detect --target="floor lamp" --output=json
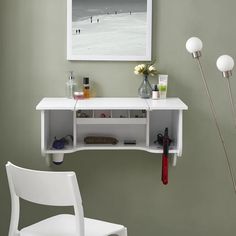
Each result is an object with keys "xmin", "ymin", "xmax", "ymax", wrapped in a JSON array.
[
  {"xmin": 216, "ymin": 55, "xmax": 236, "ymax": 128},
  {"xmin": 186, "ymin": 37, "xmax": 236, "ymax": 194}
]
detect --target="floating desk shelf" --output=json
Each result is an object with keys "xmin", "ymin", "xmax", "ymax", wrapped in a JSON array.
[{"xmin": 36, "ymin": 97, "xmax": 188, "ymax": 165}]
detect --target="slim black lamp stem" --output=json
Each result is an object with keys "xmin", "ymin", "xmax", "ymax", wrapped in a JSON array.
[{"xmin": 196, "ymin": 58, "xmax": 236, "ymax": 195}]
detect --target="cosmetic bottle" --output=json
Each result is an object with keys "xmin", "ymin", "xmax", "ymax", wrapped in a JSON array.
[
  {"xmin": 152, "ymin": 84, "xmax": 159, "ymax": 100},
  {"xmin": 83, "ymin": 77, "xmax": 90, "ymax": 98},
  {"xmin": 158, "ymin": 74, "xmax": 168, "ymax": 99},
  {"xmin": 66, "ymin": 71, "xmax": 77, "ymax": 99}
]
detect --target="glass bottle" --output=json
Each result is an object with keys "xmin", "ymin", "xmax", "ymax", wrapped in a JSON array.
[
  {"xmin": 66, "ymin": 71, "xmax": 77, "ymax": 99},
  {"xmin": 138, "ymin": 75, "xmax": 152, "ymax": 99},
  {"xmin": 83, "ymin": 77, "xmax": 90, "ymax": 99},
  {"xmin": 152, "ymin": 84, "xmax": 159, "ymax": 100}
]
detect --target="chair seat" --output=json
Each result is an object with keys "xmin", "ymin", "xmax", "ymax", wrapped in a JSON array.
[{"xmin": 20, "ymin": 214, "xmax": 126, "ymax": 236}]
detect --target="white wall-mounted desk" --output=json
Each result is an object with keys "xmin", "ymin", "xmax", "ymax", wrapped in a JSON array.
[{"xmin": 36, "ymin": 97, "xmax": 188, "ymax": 165}]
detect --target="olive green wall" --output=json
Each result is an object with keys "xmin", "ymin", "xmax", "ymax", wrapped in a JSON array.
[{"xmin": 1, "ymin": 0, "xmax": 236, "ymax": 235}]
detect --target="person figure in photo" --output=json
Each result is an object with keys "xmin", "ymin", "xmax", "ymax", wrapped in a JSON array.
[
  {"xmin": 90, "ymin": 16, "xmax": 93, "ymax": 23},
  {"xmin": 78, "ymin": 29, "xmax": 80, "ymax": 34},
  {"xmin": 97, "ymin": 18, "xmax": 100, "ymax": 23}
]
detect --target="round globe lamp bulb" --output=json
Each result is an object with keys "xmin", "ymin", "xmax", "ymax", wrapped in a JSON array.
[
  {"xmin": 216, "ymin": 55, "xmax": 234, "ymax": 72},
  {"xmin": 186, "ymin": 37, "xmax": 203, "ymax": 53}
]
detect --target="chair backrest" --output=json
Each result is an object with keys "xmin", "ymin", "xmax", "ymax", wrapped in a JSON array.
[
  {"xmin": 6, "ymin": 162, "xmax": 82, "ymax": 206},
  {"xmin": 6, "ymin": 162, "xmax": 84, "ymax": 236}
]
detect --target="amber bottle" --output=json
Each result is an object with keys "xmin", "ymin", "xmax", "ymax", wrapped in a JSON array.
[{"xmin": 83, "ymin": 77, "xmax": 90, "ymax": 98}]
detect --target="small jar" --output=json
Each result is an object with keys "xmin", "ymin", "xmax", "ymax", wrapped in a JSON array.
[{"xmin": 73, "ymin": 91, "xmax": 84, "ymax": 100}]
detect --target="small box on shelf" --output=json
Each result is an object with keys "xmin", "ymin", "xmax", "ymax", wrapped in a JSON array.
[
  {"xmin": 130, "ymin": 110, "xmax": 147, "ymax": 118},
  {"xmin": 94, "ymin": 110, "xmax": 111, "ymax": 118},
  {"xmin": 76, "ymin": 110, "xmax": 93, "ymax": 118},
  {"xmin": 112, "ymin": 110, "xmax": 129, "ymax": 118}
]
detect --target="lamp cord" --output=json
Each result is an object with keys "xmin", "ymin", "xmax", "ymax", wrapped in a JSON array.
[
  {"xmin": 197, "ymin": 58, "xmax": 236, "ymax": 195},
  {"xmin": 226, "ymin": 78, "xmax": 236, "ymax": 129}
]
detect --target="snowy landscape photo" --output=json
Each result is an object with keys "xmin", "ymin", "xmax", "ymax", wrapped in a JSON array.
[{"xmin": 67, "ymin": 0, "xmax": 152, "ymax": 60}]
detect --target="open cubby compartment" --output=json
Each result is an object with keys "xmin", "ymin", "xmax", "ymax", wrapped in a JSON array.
[
  {"xmin": 76, "ymin": 123, "xmax": 147, "ymax": 147},
  {"xmin": 94, "ymin": 110, "xmax": 111, "ymax": 118},
  {"xmin": 112, "ymin": 110, "xmax": 129, "ymax": 118},
  {"xmin": 149, "ymin": 110, "xmax": 181, "ymax": 152},
  {"xmin": 76, "ymin": 110, "xmax": 93, "ymax": 118},
  {"xmin": 43, "ymin": 110, "xmax": 74, "ymax": 151},
  {"xmin": 130, "ymin": 110, "xmax": 147, "ymax": 118}
]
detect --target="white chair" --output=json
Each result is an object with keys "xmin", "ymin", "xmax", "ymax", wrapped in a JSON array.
[{"xmin": 6, "ymin": 162, "xmax": 127, "ymax": 236}]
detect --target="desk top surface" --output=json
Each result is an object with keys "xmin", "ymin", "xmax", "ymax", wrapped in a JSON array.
[{"xmin": 36, "ymin": 97, "xmax": 188, "ymax": 110}]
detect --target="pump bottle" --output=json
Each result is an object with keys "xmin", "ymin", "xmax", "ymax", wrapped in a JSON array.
[{"xmin": 66, "ymin": 71, "xmax": 77, "ymax": 99}]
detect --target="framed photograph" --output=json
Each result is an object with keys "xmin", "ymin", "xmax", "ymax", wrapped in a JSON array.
[{"xmin": 67, "ymin": 0, "xmax": 152, "ymax": 61}]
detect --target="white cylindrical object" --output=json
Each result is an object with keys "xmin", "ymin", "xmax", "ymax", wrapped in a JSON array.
[
  {"xmin": 186, "ymin": 37, "xmax": 203, "ymax": 53},
  {"xmin": 216, "ymin": 55, "xmax": 234, "ymax": 72},
  {"xmin": 52, "ymin": 153, "xmax": 64, "ymax": 165},
  {"xmin": 152, "ymin": 91, "xmax": 159, "ymax": 100}
]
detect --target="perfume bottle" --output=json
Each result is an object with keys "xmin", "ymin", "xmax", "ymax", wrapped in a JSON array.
[
  {"xmin": 83, "ymin": 77, "xmax": 90, "ymax": 98},
  {"xmin": 66, "ymin": 71, "xmax": 77, "ymax": 99}
]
